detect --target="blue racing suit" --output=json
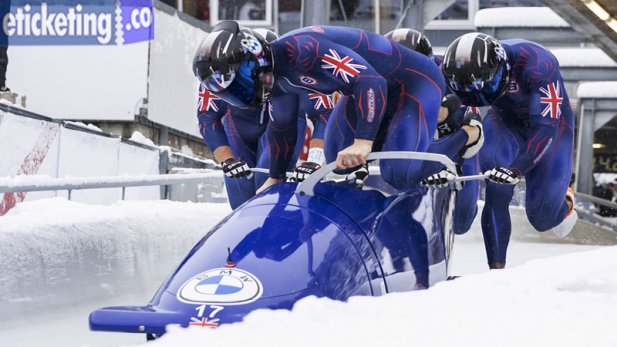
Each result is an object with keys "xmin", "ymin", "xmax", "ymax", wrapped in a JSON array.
[
  {"xmin": 197, "ymin": 85, "xmax": 331, "ymax": 209},
  {"xmin": 475, "ymin": 40, "xmax": 575, "ymax": 265}
]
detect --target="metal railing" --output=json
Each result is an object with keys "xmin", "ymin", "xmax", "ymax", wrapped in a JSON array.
[
  {"xmin": 0, "ymin": 171, "xmax": 224, "ymax": 200},
  {"xmin": 573, "ymin": 192, "xmax": 617, "ymax": 232}
]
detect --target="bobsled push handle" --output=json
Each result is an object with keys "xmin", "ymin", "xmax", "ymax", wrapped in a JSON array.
[
  {"xmin": 295, "ymin": 151, "xmax": 457, "ymax": 197},
  {"xmin": 251, "ymin": 167, "xmax": 295, "ymax": 178}
]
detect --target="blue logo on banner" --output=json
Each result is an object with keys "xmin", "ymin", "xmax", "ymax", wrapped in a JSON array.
[{"xmin": 0, "ymin": 0, "xmax": 154, "ymax": 46}]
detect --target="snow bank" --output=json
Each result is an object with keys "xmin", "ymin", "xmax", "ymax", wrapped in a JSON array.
[
  {"xmin": 474, "ymin": 7, "xmax": 569, "ymax": 27},
  {"xmin": 0, "ymin": 198, "xmax": 231, "ymax": 321},
  {"xmin": 577, "ymin": 82, "xmax": 617, "ymax": 98},
  {"xmin": 551, "ymin": 47, "xmax": 617, "ymax": 68},
  {"xmin": 146, "ymin": 246, "xmax": 617, "ymax": 347}
]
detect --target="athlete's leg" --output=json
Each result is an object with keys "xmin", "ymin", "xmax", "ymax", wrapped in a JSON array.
[
  {"xmin": 223, "ymin": 116, "xmax": 265, "ymax": 209},
  {"xmin": 453, "ymin": 155, "xmax": 480, "ymax": 235},
  {"xmin": 258, "ymin": 114, "xmax": 308, "ymax": 185},
  {"xmin": 524, "ymin": 124, "xmax": 574, "ymax": 231},
  {"xmin": 478, "ymin": 110, "xmax": 519, "ymax": 267},
  {"xmin": 380, "ymin": 77, "xmax": 443, "ymax": 190},
  {"xmin": 420, "ymin": 130, "xmax": 469, "ymax": 178}
]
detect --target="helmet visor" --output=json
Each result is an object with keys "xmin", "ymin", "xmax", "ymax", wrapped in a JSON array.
[
  {"xmin": 449, "ymin": 63, "xmax": 505, "ymax": 94},
  {"xmin": 199, "ymin": 54, "xmax": 262, "ymax": 107}
]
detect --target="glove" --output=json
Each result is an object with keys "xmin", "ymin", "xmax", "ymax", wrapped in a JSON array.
[
  {"xmin": 435, "ymin": 94, "xmax": 462, "ymax": 139},
  {"xmin": 459, "ymin": 112, "xmax": 484, "ymax": 159},
  {"xmin": 421, "ymin": 165, "xmax": 463, "ymax": 191},
  {"xmin": 485, "ymin": 167, "xmax": 522, "ymax": 185},
  {"xmin": 222, "ymin": 158, "xmax": 253, "ymax": 178},
  {"xmin": 293, "ymin": 161, "xmax": 321, "ymax": 182},
  {"xmin": 345, "ymin": 164, "xmax": 369, "ymax": 189}
]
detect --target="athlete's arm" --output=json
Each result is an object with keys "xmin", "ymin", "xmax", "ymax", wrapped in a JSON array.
[
  {"xmin": 317, "ymin": 43, "xmax": 387, "ymax": 168},
  {"xmin": 197, "ymin": 87, "xmax": 230, "ymax": 162}
]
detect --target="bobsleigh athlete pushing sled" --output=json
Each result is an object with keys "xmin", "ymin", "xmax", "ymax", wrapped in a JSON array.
[{"xmin": 89, "ymin": 151, "xmax": 473, "ymax": 339}]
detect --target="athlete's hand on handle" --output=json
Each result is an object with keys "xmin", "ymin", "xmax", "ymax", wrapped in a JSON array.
[
  {"xmin": 421, "ymin": 165, "xmax": 464, "ymax": 191},
  {"xmin": 336, "ymin": 139, "xmax": 373, "ymax": 170},
  {"xmin": 485, "ymin": 167, "xmax": 522, "ymax": 185},
  {"xmin": 222, "ymin": 158, "xmax": 253, "ymax": 178},
  {"xmin": 292, "ymin": 161, "xmax": 322, "ymax": 182}
]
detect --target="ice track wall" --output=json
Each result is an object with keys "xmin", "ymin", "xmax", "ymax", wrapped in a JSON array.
[
  {"xmin": 0, "ymin": 200, "xmax": 224, "ymax": 322},
  {"xmin": 0, "ymin": 107, "xmax": 160, "ymax": 213}
]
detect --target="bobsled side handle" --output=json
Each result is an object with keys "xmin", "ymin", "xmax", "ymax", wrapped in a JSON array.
[
  {"xmin": 295, "ymin": 151, "xmax": 456, "ymax": 196},
  {"xmin": 453, "ymin": 174, "xmax": 489, "ymax": 183},
  {"xmin": 250, "ymin": 167, "xmax": 295, "ymax": 178}
]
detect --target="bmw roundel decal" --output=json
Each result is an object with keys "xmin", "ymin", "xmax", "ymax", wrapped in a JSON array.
[
  {"xmin": 177, "ymin": 268, "xmax": 263, "ymax": 305},
  {"xmin": 299, "ymin": 75, "xmax": 318, "ymax": 85}
]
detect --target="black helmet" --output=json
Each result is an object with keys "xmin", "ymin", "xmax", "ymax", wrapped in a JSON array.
[
  {"xmin": 441, "ymin": 32, "xmax": 510, "ymax": 106},
  {"xmin": 253, "ymin": 28, "xmax": 279, "ymax": 43},
  {"xmin": 193, "ymin": 21, "xmax": 274, "ymax": 108},
  {"xmin": 385, "ymin": 28, "xmax": 433, "ymax": 60}
]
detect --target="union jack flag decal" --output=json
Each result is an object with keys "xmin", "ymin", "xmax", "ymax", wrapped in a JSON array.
[
  {"xmin": 321, "ymin": 49, "xmax": 367, "ymax": 83},
  {"xmin": 198, "ymin": 86, "xmax": 221, "ymax": 112},
  {"xmin": 539, "ymin": 82, "xmax": 563, "ymax": 120},
  {"xmin": 189, "ymin": 316, "xmax": 220, "ymax": 327},
  {"xmin": 308, "ymin": 93, "xmax": 333, "ymax": 110}
]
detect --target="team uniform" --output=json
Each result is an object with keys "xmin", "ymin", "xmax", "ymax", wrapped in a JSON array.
[
  {"xmin": 272, "ymin": 26, "xmax": 445, "ymax": 189},
  {"xmin": 442, "ymin": 34, "xmax": 575, "ymax": 267},
  {"xmin": 197, "ymin": 84, "xmax": 331, "ymax": 209},
  {"xmin": 479, "ymin": 39, "xmax": 574, "ymax": 264}
]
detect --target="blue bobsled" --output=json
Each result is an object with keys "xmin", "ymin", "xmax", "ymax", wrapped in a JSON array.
[{"xmin": 89, "ymin": 152, "xmax": 457, "ymax": 338}]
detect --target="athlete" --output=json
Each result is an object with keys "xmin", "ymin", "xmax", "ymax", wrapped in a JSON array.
[
  {"xmin": 384, "ymin": 28, "xmax": 483, "ymax": 235},
  {"xmin": 196, "ymin": 28, "xmax": 332, "ymax": 209},
  {"xmin": 439, "ymin": 33, "xmax": 577, "ymax": 269},
  {"xmin": 193, "ymin": 22, "xmax": 452, "ymax": 192}
]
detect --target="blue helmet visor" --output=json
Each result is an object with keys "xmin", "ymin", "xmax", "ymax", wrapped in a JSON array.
[
  {"xmin": 200, "ymin": 55, "xmax": 261, "ymax": 107},
  {"xmin": 450, "ymin": 64, "xmax": 506, "ymax": 106}
]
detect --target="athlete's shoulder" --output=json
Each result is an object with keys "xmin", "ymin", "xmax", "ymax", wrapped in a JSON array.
[
  {"xmin": 503, "ymin": 39, "xmax": 560, "ymax": 87},
  {"xmin": 275, "ymin": 27, "xmax": 333, "ymax": 72}
]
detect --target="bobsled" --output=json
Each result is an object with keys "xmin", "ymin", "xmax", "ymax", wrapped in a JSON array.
[{"xmin": 89, "ymin": 152, "xmax": 458, "ymax": 339}]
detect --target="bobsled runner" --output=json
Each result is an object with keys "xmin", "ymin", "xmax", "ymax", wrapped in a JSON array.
[{"xmin": 90, "ymin": 152, "xmax": 458, "ymax": 339}]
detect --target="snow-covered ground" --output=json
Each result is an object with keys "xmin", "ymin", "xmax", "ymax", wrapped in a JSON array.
[{"xmin": 0, "ymin": 198, "xmax": 614, "ymax": 347}]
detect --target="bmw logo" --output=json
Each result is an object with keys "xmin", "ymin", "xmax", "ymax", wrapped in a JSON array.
[
  {"xmin": 299, "ymin": 75, "xmax": 317, "ymax": 85},
  {"xmin": 177, "ymin": 268, "xmax": 263, "ymax": 305}
]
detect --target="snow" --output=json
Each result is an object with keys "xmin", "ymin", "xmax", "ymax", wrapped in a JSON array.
[
  {"xmin": 148, "ymin": 246, "xmax": 617, "ymax": 347},
  {"xmin": 0, "ymin": 198, "xmax": 232, "ymax": 347},
  {"xmin": 64, "ymin": 121, "xmax": 105, "ymax": 133},
  {"xmin": 474, "ymin": 7, "xmax": 569, "ymax": 27},
  {"xmin": 0, "ymin": 97, "xmax": 27, "ymax": 110},
  {"xmin": 595, "ymin": 173, "xmax": 617, "ymax": 186},
  {"xmin": 129, "ymin": 131, "xmax": 157, "ymax": 148},
  {"xmin": 551, "ymin": 48, "xmax": 617, "ymax": 68},
  {"xmin": 577, "ymin": 82, "xmax": 617, "ymax": 98}
]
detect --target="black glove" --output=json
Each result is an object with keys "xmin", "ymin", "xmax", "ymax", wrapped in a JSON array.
[
  {"xmin": 222, "ymin": 158, "xmax": 253, "ymax": 178},
  {"xmin": 421, "ymin": 164, "xmax": 463, "ymax": 191},
  {"xmin": 436, "ymin": 94, "xmax": 462, "ymax": 139},
  {"xmin": 293, "ymin": 161, "xmax": 321, "ymax": 182},
  {"xmin": 485, "ymin": 167, "xmax": 522, "ymax": 185}
]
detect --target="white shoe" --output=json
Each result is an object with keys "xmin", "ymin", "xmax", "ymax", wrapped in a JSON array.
[
  {"xmin": 552, "ymin": 188, "xmax": 577, "ymax": 238},
  {"xmin": 552, "ymin": 210, "xmax": 577, "ymax": 238}
]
